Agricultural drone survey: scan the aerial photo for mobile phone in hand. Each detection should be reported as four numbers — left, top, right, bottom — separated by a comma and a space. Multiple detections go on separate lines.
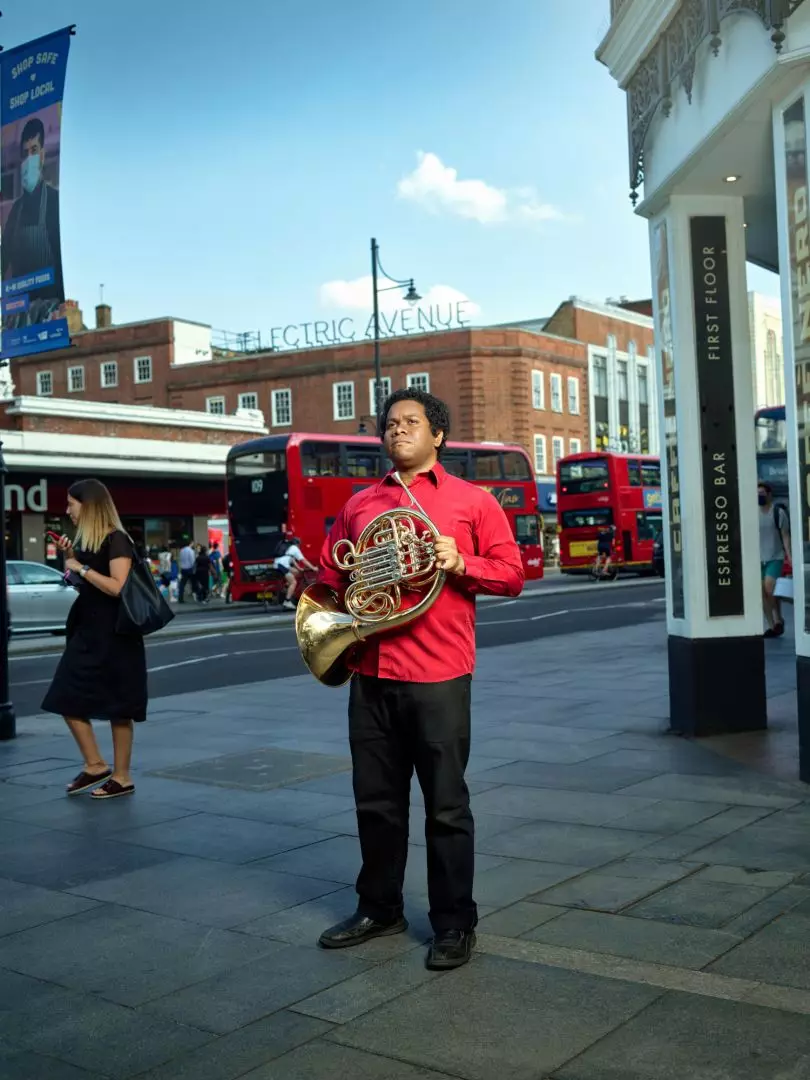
47, 530, 64, 544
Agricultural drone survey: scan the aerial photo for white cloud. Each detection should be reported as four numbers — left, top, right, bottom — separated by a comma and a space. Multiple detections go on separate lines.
320, 275, 480, 317
397, 151, 563, 226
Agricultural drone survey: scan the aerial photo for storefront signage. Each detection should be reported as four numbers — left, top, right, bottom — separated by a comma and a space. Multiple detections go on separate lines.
269, 300, 472, 352
690, 215, 744, 618
784, 96, 810, 632
0, 27, 73, 360
4, 478, 47, 512
654, 220, 685, 617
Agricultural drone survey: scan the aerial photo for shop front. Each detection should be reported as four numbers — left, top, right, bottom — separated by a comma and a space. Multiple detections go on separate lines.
536, 481, 559, 565
4, 473, 225, 563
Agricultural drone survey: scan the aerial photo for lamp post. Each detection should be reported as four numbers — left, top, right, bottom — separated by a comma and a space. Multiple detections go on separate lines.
0, 439, 16, 740
370, 238, 421, 423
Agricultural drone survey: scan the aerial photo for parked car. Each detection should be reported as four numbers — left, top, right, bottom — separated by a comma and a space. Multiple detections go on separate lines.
7, 560, 77, 635
652, 529, 665, 577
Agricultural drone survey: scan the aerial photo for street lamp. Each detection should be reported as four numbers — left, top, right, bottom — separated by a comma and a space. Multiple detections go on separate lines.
0, 439, 16, 740
370, 237, 421, 423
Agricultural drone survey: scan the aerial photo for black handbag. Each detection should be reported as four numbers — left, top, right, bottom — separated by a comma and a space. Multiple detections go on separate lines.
116, 542, 175, 636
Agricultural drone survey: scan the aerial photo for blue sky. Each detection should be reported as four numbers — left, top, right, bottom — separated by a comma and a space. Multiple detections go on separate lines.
6, 0, 777, 337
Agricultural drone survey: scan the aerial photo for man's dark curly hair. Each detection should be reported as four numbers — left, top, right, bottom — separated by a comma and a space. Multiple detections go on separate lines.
379, 387, 450, 456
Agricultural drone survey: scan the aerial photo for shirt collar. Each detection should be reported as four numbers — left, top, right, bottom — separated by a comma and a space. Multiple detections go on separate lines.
380, 461, 445, 490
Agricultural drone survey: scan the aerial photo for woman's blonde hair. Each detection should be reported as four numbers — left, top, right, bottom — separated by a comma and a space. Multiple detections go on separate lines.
69, 479, 126, 553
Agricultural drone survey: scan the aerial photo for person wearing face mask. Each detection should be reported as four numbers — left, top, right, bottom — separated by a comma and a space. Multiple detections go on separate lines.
758, 482, 791, 638
2, 116, 63, 322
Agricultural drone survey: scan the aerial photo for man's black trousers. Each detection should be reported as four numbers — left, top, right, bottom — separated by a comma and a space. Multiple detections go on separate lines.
349, 673, 477, 932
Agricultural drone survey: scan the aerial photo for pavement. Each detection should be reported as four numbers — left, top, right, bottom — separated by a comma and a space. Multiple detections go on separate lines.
1, 614, 809, 1078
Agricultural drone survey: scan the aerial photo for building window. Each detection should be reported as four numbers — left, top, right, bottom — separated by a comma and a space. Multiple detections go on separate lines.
592, 353, 609, 450
67, 366, 85, 393
238, 392, 259, 411
407, 372, 430, 393
638, 365, 650, 454
617, 359, 629, 451
134, 355, 152, 384
550, 373, 563, 413
552, 436, 565, 471
333, 381, 355, 421
206, 396, 226, 415
569, 437, 582, 455
36, 371, 52, 396
369, 377, 393, 415
531, 370, 544, 410
271, 388, 292, 427
101, 361, 118, 388
533, 434, 547, 475
567, 376, 580, 415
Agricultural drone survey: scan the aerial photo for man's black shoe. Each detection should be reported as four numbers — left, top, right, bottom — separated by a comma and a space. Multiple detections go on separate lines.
425, 929, 476, 970
318, 913, 408, 949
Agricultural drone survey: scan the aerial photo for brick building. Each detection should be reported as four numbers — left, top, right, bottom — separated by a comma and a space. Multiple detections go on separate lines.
10, 304, 591, 483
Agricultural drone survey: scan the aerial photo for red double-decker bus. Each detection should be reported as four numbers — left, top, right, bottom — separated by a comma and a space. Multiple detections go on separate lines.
556, 451, 662, 574
226, 432, 543, 601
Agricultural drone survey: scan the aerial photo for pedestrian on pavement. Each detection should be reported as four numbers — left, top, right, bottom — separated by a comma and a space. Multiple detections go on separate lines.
222, 549, 234, 603
759, 481, 791, 638
209, 542, 223, 597
178, 540, 196, 602
195, 545, 212, 604
316, 388, 525, 970
41, 478, 146, 799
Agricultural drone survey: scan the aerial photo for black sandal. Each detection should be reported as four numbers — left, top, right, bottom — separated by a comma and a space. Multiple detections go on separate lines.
66, 768, 112, 796
90, 778, 135, 799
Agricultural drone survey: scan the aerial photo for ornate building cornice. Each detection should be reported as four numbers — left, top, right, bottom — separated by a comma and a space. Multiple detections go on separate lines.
624, 0, 807, 205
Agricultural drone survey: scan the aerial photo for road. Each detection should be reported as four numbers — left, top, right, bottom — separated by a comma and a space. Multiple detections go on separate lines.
9, 581, 666, 717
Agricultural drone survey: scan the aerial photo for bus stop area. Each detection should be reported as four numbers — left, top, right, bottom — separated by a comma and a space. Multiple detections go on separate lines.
1, 619, 810, 1079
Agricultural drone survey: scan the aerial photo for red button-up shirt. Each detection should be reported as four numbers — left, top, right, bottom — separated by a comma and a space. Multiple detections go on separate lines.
317, 462, 525, 682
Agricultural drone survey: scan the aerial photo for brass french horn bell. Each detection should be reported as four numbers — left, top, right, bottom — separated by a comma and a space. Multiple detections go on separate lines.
295, 507, 446, 686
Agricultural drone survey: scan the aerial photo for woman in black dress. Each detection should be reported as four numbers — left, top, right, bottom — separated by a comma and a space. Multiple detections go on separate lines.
42, 479, 147, 799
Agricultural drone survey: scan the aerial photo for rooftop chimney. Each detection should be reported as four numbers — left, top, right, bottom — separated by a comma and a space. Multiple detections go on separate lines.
95, 303, 112, 329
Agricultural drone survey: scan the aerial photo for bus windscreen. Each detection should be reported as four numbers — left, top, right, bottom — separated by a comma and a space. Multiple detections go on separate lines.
227, 451, 288, 559
559, 459, 610, 495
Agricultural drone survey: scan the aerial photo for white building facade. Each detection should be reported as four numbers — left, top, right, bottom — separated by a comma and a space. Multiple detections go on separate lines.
598, 0, 810, 763
749, 291, 785, 407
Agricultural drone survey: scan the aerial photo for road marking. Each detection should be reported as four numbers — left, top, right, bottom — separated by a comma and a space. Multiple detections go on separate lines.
483, 599, 519, 610
232, 646, 299, 657
146, 633, 225, 648
9, 677, 52, 686
530, 609, 569, 622
147, 654, 228, 673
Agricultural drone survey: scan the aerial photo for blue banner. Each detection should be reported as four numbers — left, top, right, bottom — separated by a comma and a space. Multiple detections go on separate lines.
0, 27, 73, 360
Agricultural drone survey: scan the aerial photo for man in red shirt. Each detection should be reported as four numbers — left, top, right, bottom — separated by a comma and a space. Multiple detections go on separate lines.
317, 388, 524, 970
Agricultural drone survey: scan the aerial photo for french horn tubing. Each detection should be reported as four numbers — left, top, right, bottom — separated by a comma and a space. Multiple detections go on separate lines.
295, 507, 446, 686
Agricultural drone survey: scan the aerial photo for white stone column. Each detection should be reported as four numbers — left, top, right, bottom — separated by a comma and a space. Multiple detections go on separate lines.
773, 85, 810, 779
647, 345, 660, 456
607, 334, 619, 450
649, 193, 764, 736
628, 339, 640, 452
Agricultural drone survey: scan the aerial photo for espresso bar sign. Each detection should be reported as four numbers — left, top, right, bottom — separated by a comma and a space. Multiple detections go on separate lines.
690, 216, 744, 617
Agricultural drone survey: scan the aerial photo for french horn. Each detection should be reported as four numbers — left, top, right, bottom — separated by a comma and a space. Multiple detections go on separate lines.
295, 507, 446, 686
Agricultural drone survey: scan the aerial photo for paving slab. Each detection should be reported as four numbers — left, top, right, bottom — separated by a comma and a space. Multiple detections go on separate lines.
607, 798, 732, 834
471, 857, 584, 908
625, 874, 784, 929
242, 1041, 454, 1080
140, 944, 371, 1035
475, 819, 664, 867
115, 813, 335, 864
0, 968, 211, 1078
0, 1037, 103, 1080
476, 901, 567, 938
328, 953, 661, 1080
0, 793, 199, 837
617, 772, 806, 808
522, 908, 742, 969
708, 911, 810, 990
0, 903, 281, 1008
533, 866, 696, 913
149, 747, 351, 791
0, 876, 101, 938
132, 1010, 333, 1080
472, 760, 666, 794
67, 855, 346, 928
554, 991, 810, 1079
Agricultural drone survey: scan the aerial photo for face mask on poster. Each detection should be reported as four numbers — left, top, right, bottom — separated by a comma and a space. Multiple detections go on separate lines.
21, 154, 42, 194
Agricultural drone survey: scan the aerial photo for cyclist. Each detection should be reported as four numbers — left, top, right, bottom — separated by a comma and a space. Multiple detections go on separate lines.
594, 523, 617, 578
273, 536, 317, 611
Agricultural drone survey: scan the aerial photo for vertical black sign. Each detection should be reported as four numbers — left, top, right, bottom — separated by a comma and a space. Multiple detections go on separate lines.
783, 96, 810, 631
690, 216, 744, 617
653, 221, 684, 617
